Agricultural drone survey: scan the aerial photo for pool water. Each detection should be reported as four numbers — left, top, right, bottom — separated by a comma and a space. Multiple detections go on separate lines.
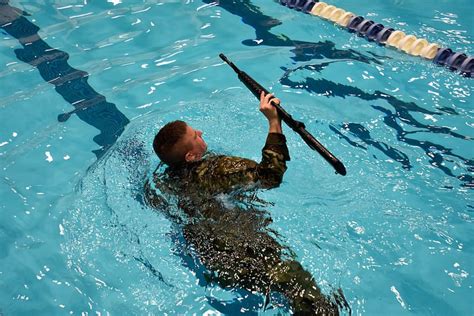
0, 0, 472, 315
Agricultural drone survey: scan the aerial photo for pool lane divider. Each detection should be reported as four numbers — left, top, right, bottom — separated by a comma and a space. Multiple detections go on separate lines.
278, 0, 473, 77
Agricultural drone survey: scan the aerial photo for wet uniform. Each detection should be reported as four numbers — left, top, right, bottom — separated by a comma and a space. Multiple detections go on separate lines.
145, 133, 341, 315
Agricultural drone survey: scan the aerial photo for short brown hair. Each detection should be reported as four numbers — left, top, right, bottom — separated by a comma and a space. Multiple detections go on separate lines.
153, 120, 188, 167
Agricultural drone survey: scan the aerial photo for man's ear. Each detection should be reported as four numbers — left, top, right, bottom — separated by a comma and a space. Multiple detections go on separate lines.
184, 151, 196, 162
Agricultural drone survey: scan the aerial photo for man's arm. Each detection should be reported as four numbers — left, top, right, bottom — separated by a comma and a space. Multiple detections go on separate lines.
257, 132, 290, 188
255, 91, 290, 188
261, 91, 282, 134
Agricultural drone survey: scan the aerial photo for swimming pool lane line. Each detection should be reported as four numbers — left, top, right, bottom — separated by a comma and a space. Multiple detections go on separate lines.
278, 0, 473, 77
0, 1, 130, 158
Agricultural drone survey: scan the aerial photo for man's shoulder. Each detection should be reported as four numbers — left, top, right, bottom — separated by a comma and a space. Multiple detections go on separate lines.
196, 155, 257, 176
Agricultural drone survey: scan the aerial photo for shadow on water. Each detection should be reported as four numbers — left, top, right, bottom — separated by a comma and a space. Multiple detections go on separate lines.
203, 0, 385, 64
280, 62, 473, 188
0, 0, 129, 158
332, 122, 412, 170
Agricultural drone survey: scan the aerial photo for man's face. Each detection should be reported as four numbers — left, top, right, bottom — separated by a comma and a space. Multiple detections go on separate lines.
181, 124, 207, 162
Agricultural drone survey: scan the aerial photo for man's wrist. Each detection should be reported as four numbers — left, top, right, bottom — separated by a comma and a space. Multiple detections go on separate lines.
268, 120, 282, 134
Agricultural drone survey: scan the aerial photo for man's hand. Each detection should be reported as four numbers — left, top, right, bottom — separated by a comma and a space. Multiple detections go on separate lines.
260, 91, 282, 134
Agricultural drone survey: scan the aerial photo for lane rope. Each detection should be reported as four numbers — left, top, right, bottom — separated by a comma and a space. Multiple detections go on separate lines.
278, 0, 473, 77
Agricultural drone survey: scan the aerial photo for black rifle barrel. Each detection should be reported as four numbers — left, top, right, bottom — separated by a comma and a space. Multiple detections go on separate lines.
219, 53, 346, 176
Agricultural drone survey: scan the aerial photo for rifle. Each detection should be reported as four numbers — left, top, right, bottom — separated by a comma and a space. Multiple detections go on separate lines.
219, 53, 346, 176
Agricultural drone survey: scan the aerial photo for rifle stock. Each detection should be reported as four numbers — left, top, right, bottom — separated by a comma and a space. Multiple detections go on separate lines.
219, 53, 346, 176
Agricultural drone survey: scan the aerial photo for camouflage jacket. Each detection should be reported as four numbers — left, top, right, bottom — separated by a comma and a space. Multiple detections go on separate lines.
146, 132, 290, 221
179, 132, 290, 192
149, 132, 289, 194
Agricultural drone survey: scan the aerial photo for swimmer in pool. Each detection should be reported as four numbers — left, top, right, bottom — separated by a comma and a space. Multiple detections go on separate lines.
145, 92, 346, 314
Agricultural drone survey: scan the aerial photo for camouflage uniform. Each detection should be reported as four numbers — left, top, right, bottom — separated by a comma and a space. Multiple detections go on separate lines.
145, 133, 342, 315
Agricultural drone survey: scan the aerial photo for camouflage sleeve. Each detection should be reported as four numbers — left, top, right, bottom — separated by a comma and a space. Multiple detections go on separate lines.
193, 133, 290, 192
256, 133, 291, 188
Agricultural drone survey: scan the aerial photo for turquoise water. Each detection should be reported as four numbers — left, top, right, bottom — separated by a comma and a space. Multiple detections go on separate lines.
0, 0, 472, 315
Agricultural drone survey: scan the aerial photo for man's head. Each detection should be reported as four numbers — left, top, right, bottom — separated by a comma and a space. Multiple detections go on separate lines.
153, 120, 207, 167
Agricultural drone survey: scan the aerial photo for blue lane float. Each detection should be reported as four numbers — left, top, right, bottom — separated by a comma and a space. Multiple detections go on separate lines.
276, 0, 473, 78
301, 0, 317, 13
375, 27, 394, 43
459, 57, 473, 77
433, 48, 453, 66
446, 52, 467, 71
356, 19, 375, 36
366, 23, 385, 41
286, 0, 298, 9
280, 0, 316, 13
347, 16, 364, 32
